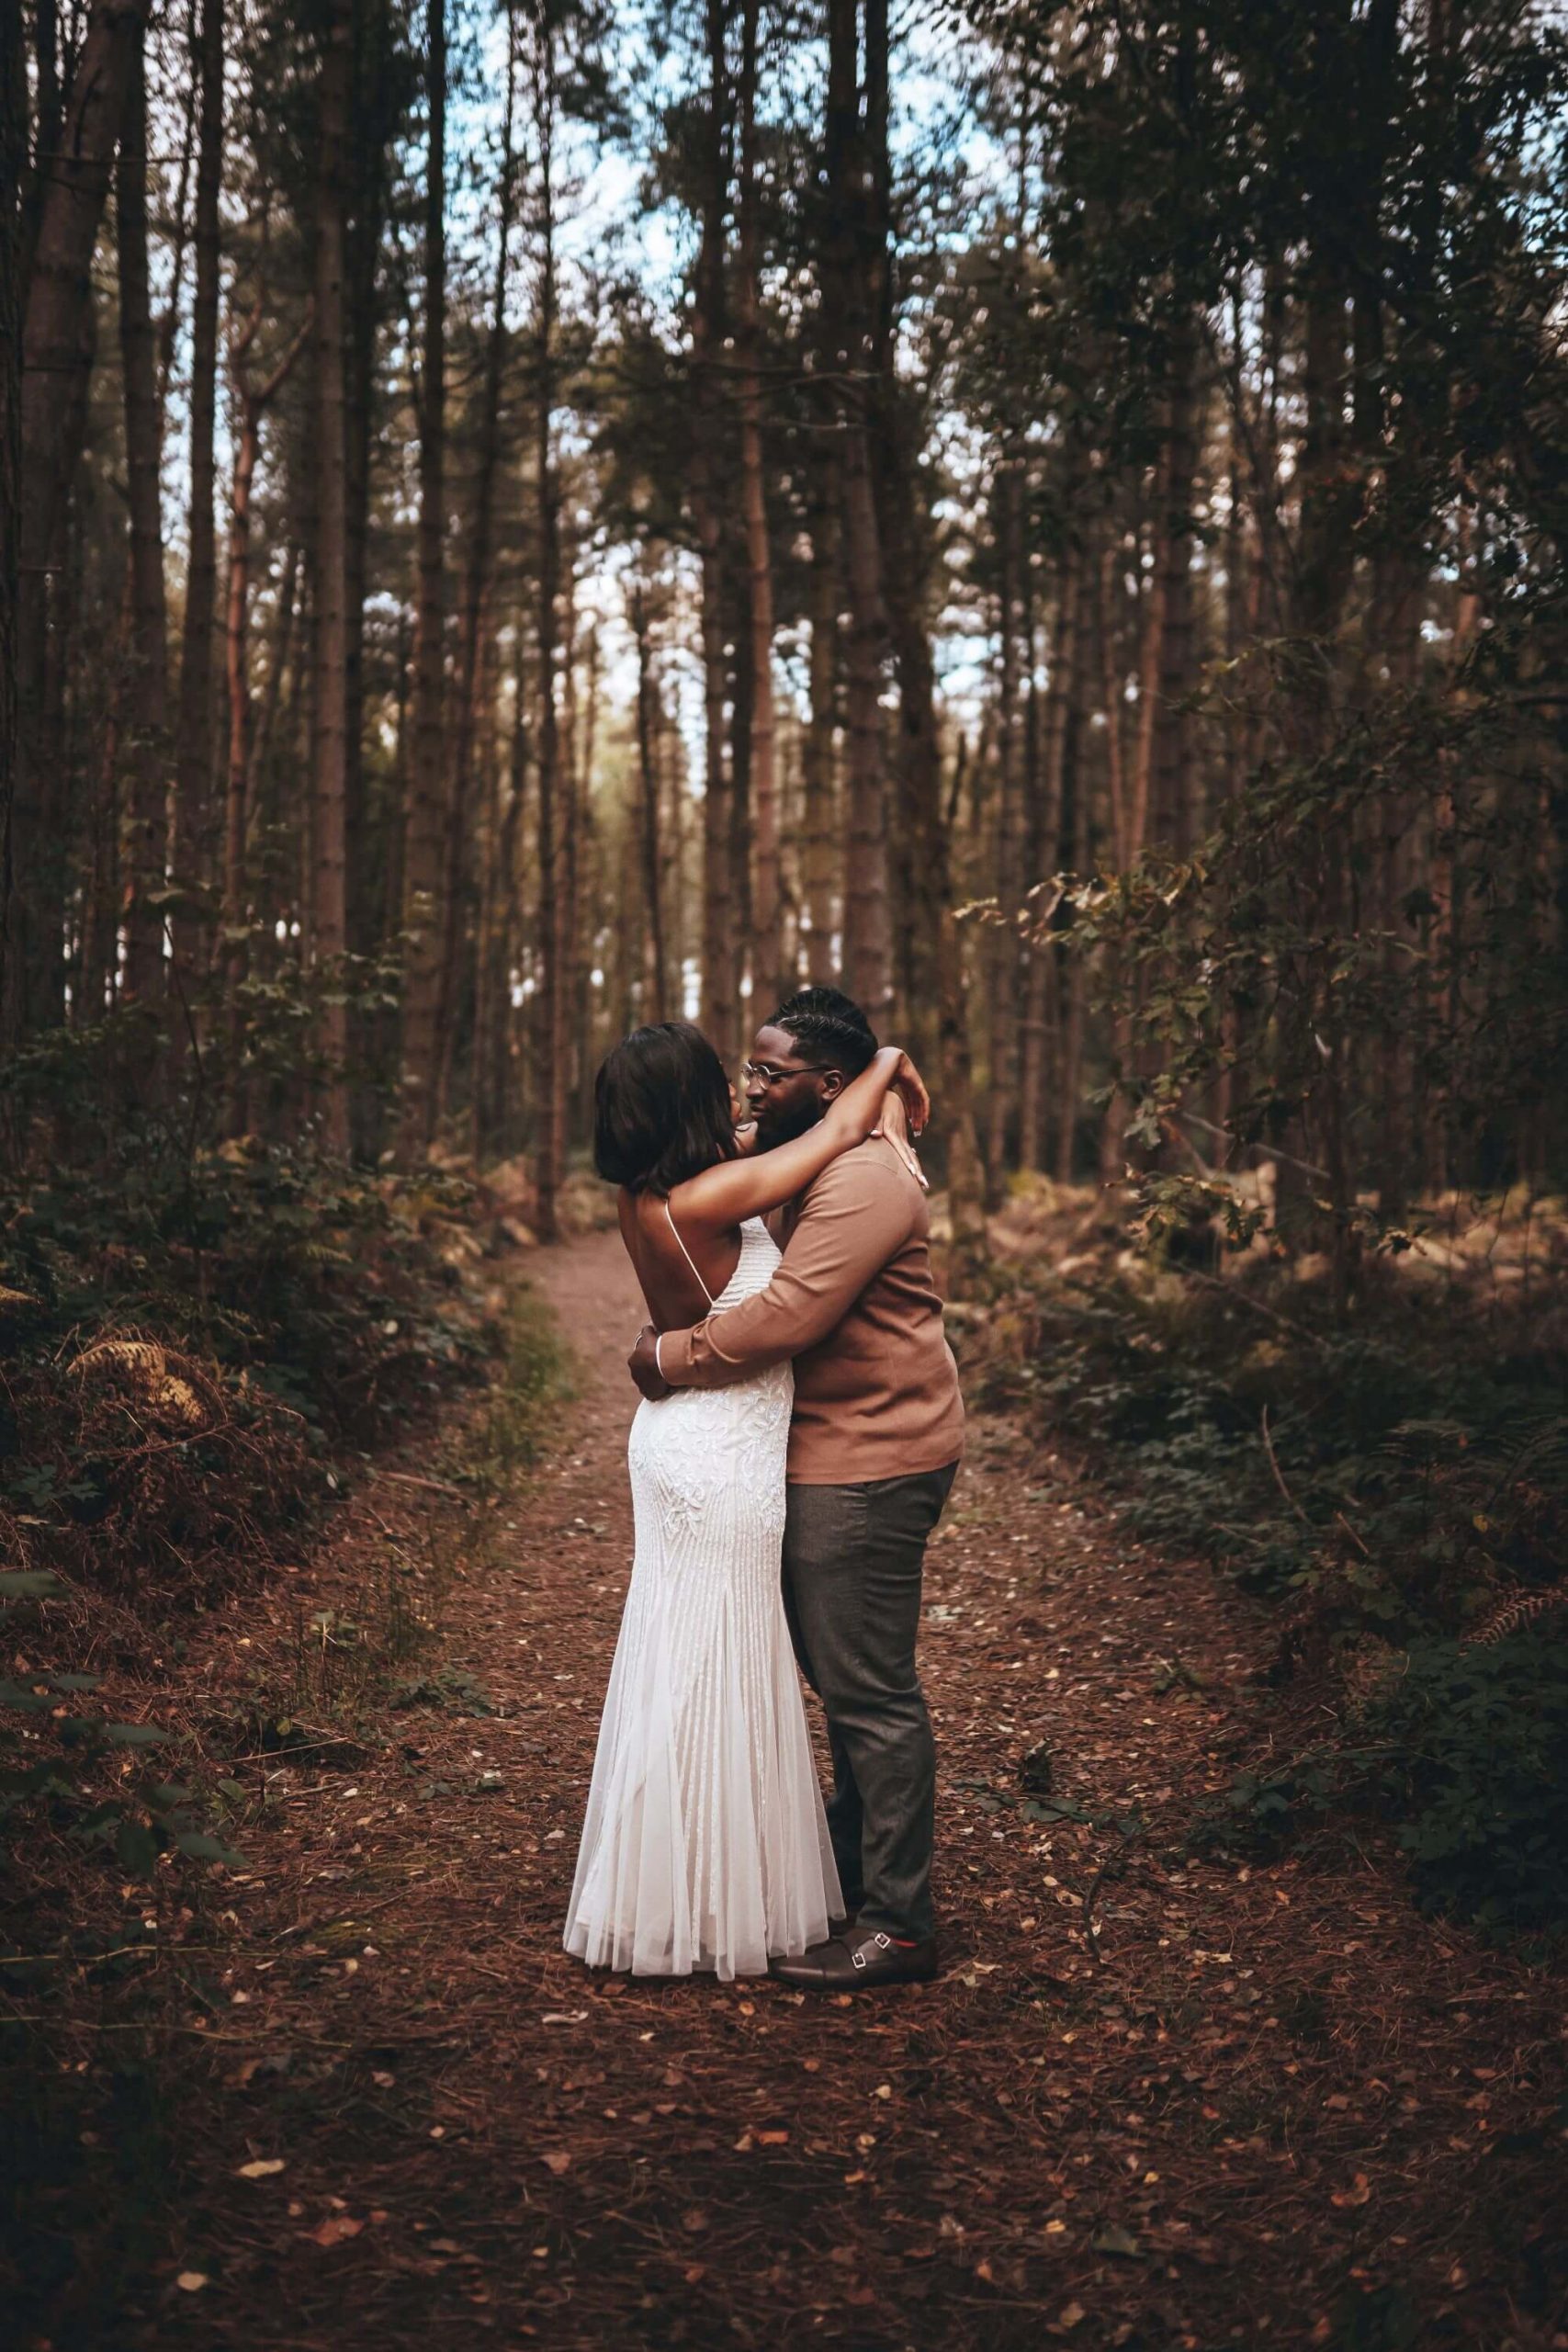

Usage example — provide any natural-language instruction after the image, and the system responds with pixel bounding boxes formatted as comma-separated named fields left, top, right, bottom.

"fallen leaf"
left=682, top=2208, right=708, bottom=2233
left=175, top=2272, right=209, bottom=2293
left=755, top=2129, right=789, bottom=2146
left=310, top=2216, right=364, bottom=2248
left=1059, top=2303, right=1087, bottom=2331
left=541, top=2152, right=572, bottom=2176
left=236, top=2158, right=285, bottom=2180
left=1092, top=2225, right=1141, bottom=2259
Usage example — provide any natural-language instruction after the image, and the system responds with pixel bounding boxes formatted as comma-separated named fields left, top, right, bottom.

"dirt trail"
left=38, top=1230, right=1562, bottom=2351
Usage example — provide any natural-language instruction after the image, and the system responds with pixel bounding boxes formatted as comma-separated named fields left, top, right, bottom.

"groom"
left=629, top=986, right=964, bottom=1989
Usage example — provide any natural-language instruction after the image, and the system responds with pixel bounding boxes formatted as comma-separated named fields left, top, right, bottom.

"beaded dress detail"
left=563, top=1216, right=840, bottom=1978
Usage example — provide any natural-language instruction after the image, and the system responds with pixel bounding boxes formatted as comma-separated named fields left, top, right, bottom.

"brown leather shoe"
left=771, top=1928, right=939, bottom=1990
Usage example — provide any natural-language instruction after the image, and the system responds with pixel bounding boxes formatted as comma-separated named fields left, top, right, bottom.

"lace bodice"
left=708, top=1215, right=785, bottom=1312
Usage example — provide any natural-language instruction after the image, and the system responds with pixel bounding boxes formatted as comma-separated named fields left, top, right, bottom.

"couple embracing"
left=562, top=986, right=964, bottom=1992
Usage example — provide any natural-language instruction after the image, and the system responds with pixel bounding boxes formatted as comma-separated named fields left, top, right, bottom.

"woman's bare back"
left=617, top=1191, right=743, bottom=1330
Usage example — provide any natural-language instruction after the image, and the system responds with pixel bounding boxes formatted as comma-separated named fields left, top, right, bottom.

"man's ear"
left=818, top=1069, right=846, bottom=1102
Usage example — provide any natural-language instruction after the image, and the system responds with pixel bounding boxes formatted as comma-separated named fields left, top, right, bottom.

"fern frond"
left=1464, top=1588, right=1568, bottom=1647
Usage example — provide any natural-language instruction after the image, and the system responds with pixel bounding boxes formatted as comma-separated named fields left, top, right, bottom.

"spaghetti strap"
left=664, top=1199, right=715, bottom=1306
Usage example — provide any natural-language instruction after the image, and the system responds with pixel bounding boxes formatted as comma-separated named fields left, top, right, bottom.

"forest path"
left=104, top=1228, right=1559, bottom=2352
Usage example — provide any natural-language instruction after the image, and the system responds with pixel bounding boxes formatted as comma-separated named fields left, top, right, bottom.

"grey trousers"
left=781, top=1463, right=957, bottom=1942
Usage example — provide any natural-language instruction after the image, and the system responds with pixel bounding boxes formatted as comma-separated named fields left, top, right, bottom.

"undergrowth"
left=970, top=1206, right=1568, bottom=1939
left=0, top=1089, right=505, bottom=1917
left=0, top=1126, right=492, bottom=1599
left=473, top=1281, right=578, bottom=1487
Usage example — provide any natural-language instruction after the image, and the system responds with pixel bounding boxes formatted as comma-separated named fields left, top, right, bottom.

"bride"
left=562, top=1019, right=925, bottom=1980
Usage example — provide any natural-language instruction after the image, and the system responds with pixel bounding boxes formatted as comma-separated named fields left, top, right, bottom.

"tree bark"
left=802, top=442, right=840, bottom=984
left=10, top=0, right=150, bottom=1046
left=155, top=0, right=200, bottom=419
left=532, top=5, right=567, bottom=1238
left=875, top=392, right=988, bottom=1284
left=0, top=0, right=25, bottom=1030
left=692, top=0, right=736, bottom=1065
left=397, top=0, right=448, bottom=1162
left=631, top=578, right=670, bottom=1017
left=735, top=0, right=781, bottom=1005
left=172, top=0, right=224, bottom=983
left=1019, top=552, right=1080, bottom=1172
left=825, top=0, right=891, bottom=1015
left=310, top=0, right=353, bottom=1153
left=116, top=23, right=169, bottom=1015
left=222, top=303, right=308, bottom=1122
left=985, top=462, right=1024, bottom=1198
left=1151, top=325, right=1201, bottom=854
left=435, top=6, right=518, bottom=1131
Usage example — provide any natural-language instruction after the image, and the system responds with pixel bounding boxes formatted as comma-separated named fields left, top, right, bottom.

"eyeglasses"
left=742, top=1058, right=830, bottom=1088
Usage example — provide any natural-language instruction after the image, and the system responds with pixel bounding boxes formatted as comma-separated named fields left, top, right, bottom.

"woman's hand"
left=890, top=1050, right=930, bottom=1137
left=874, top=1086, right=930, bottom=1190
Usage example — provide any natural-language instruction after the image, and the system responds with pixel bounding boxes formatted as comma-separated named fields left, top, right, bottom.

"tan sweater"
left=658, top=1135, right=964, bottom=1484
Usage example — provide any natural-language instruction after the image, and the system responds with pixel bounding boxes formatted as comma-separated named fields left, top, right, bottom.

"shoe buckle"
left=874, top=1933, right=890, bottom=1949
left=852, top=1946, right=867, bottom=1969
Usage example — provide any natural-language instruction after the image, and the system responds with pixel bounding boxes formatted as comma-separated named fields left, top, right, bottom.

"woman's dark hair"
left=769, top=985, right=878, bottom=1077
left=593, top=1021, right=740, bottom=1195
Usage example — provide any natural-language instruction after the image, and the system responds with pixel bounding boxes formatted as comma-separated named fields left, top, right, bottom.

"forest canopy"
left=4, top=0, right=1564, bottom=1261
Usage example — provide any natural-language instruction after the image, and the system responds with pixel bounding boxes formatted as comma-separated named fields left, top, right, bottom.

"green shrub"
left=1362, top=1629, right=1568, bottom=1941
left=474, top=1283, right=577, bottom=1484
left=989, top=1245, right=1568, bottom=1934
left=0, top=1121, right=494, bottom=1589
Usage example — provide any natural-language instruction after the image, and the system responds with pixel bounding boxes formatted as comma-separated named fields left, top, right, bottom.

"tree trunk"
left=435, top=8, right=517, bottom=1136
left=1151, top=325, right=1201, bottom=854
left=10, top=0, right=149, bottom=1046
left=397, top=0, right=448, bottom=1162
left=116, top=24, right=169, bottom=1016
left=826, top=0, right=891, bottom=1016
left=223, top=307, right=308, bottom=1125
left=532, top=6, right=567, bottom=1239
left=875, top=396, right=988, bottom=1284
left=985, top=462, right=1024, bottom=1197
left=692, top=0, right=736, bottom=1066
left=155, top=0, right=200, bottom=417
left=0, top=0, right=20, bottom=1041
left=735, top=0, right=781, bottom=1006
left=631, top=579, right=669, bottom=1017
left=310, top=0, right=353, bottom=1153
left=726, top=549, right=753, bottom=1018
left=172, top=0, right=224, bottom=983
left=803, top=442, right=840, bottom=984
left=343, top=0, right=389, bottom=1011
left=1020, top=552, right=1080, bottom=1172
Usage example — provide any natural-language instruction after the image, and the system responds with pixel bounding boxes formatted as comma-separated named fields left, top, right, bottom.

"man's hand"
left=629, top=1324, right=673, bottom=1401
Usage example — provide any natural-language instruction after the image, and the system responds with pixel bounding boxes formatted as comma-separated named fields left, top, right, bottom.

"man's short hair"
left=769, top=986, right=878, bottom=1077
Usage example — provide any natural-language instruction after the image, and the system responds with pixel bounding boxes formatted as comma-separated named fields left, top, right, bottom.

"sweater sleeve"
left=658, top=1155, right=914, bottom=1389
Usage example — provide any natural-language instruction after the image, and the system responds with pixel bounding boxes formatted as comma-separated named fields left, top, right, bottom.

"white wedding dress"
left=563, top=1214, right=841, bottom=1979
